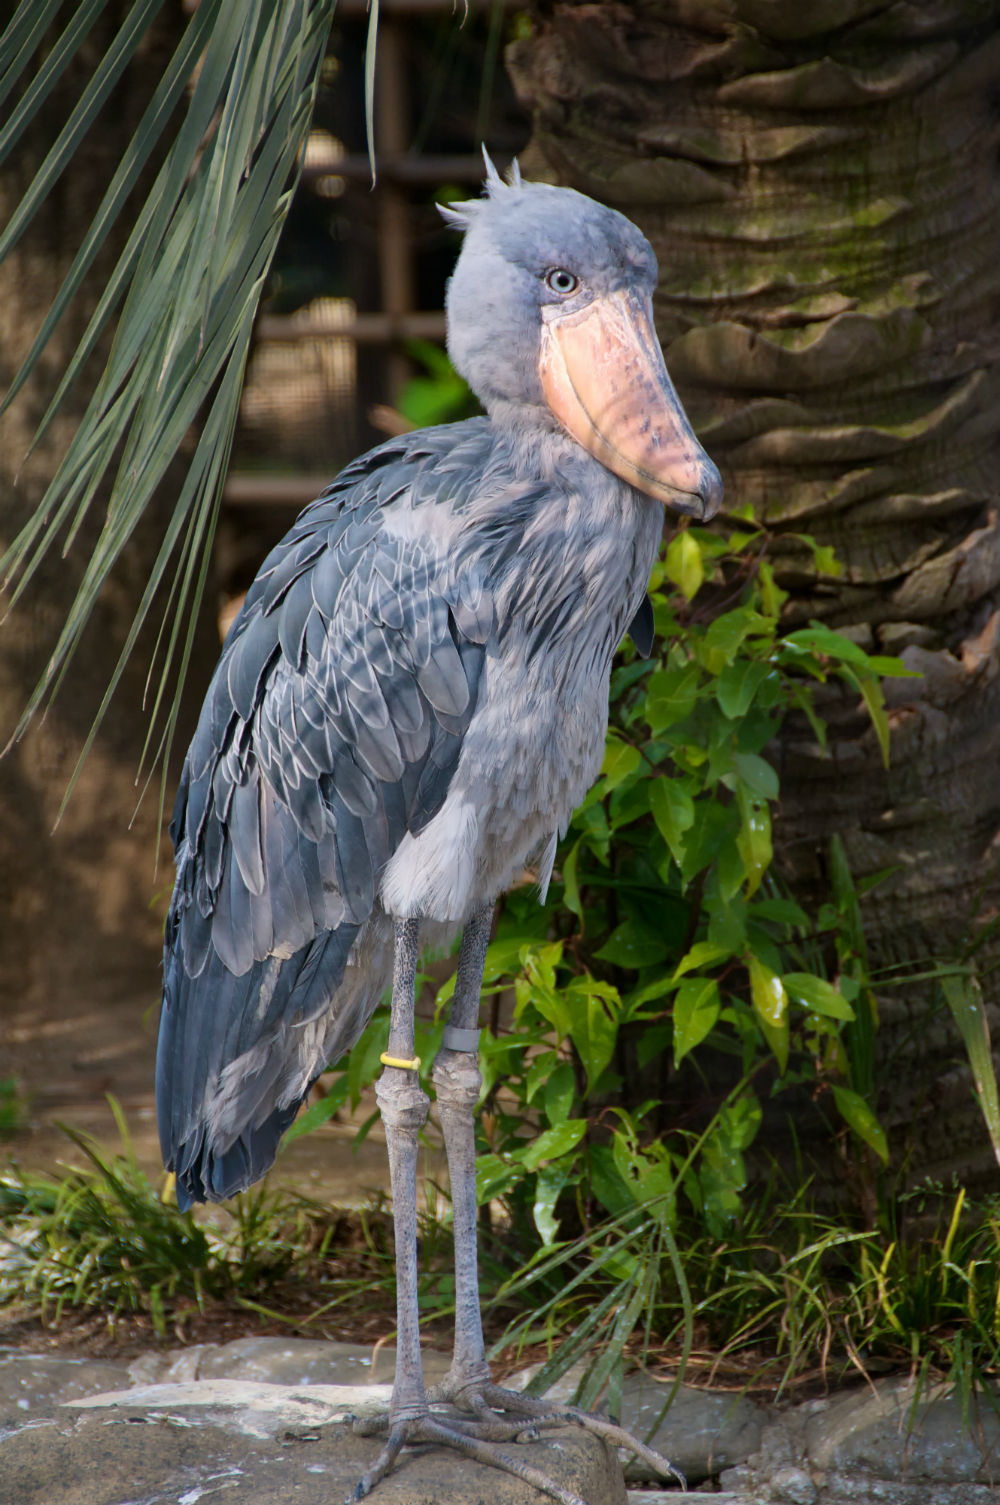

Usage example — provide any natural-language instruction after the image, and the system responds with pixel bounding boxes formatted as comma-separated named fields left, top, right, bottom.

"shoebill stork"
left=157, top=157, right=722, bottom=1504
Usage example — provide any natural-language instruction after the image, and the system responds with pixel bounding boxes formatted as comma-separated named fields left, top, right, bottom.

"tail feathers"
left=171, top=1101, right=302, bottom=1209
left=157, top=920, right=369, bottom=1207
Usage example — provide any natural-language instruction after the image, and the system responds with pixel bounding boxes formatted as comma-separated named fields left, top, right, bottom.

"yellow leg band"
left=380, top=1051, right=421, bottom=1071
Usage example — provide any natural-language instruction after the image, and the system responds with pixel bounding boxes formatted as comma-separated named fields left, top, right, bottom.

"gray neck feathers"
left=454, top=417, right=663, bottom=677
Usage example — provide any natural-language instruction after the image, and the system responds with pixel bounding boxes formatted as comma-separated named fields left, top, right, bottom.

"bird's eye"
left=545, top=268, right=579, bottom=296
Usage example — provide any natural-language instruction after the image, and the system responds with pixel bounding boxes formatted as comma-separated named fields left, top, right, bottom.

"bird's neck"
left=485, top=399, right=611, bottom=496
left=468, top=403, right=664, bottom=673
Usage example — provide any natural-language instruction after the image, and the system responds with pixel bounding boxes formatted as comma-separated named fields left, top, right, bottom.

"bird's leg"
left=349, top=914, right=590, bottom=1505
left=425, top=908, right=686, bottom=1493
left=351, top=918, right=430, bottom=1499
left=431, top=900, right=494, bottom=1401
left=376, top=916, right=430, bottom=1427
left=427, top=901, right=560, bottom=1420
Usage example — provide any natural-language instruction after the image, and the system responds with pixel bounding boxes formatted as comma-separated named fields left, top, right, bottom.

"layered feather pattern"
left=158, top=423, right=499, bottom=1206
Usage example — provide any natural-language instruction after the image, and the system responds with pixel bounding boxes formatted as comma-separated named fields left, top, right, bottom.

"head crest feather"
left=436, top=147, right=523, bottom=232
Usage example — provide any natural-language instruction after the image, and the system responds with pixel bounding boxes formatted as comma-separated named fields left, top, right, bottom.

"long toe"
left=432, top=1377, right=686, bottom=1489
left=418, top=1415, right=589, bottom=1505
left=346, top=1411, right=592, bottom=1505
left=561, top=1403, right=685, bottom=1487
left=348, top=1421, right=409, bottom=1501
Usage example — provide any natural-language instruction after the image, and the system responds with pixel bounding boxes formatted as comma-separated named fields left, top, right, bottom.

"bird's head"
left=441, top=155, right=723, bottom=521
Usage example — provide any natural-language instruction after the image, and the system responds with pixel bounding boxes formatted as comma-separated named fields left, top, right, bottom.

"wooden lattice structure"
left=226, top=0, right=525, bottom=518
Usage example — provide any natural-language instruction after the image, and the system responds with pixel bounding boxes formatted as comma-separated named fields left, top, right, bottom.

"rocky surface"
left=1, top=1401, right=623, bottom=1505
left=2, top=1337, right=1000, bottom=1503
left=721, top=1374, right=1000, bottom=1504
left=508, top=1355, right=764, bottom=1483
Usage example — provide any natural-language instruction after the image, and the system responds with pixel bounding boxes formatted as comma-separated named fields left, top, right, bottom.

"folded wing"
left=157, top=428, right=496, bottom=1205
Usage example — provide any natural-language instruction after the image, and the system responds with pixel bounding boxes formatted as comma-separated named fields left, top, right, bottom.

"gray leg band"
left=442, top=1025, right=481, bottom=1054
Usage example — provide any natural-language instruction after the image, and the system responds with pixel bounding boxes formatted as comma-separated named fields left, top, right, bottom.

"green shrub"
left=304, top=517, right=909, bottom=1255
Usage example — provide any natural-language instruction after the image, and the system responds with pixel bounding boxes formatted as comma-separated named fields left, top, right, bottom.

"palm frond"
left=0, top=0, right=337, bottom=815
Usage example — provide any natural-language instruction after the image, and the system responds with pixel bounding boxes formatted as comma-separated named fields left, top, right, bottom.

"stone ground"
left=2, top=1337, right=1000, bottom=1505
left=6, top=997, right=1000, bottom=1502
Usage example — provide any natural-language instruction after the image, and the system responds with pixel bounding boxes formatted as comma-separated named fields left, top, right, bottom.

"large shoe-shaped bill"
left=539, top=287, right=723, bottom=520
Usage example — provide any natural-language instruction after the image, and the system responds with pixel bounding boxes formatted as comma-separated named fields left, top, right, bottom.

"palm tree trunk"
left=509, top=1, right=1000, bottom=1188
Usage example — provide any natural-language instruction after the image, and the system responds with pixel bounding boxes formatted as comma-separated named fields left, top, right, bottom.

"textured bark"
left=509, top=1, right=1000, bottom=1188
left=0, top=3, right=213, bottom=1022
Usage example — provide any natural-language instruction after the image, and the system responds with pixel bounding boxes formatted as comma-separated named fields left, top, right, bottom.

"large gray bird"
left=157, top=157, right=722, bottom=1503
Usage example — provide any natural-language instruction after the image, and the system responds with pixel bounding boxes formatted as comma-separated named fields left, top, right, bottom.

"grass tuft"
left=3, top=1110, right=999, bottom=1413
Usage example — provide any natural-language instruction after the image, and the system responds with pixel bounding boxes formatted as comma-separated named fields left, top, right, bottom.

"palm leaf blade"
left=0, top=0, right=69, bottom=108
left=0, top=0, right=220, bottom=422
left=0, top=0, right=166, bottom=251
left=1, top=0, right=337, bottom=793
left=0, top=0, right=105, bottom=152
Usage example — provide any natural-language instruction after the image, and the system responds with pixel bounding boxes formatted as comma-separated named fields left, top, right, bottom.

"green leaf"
left=783, top=973, right=856, bottom=1021
left=525, top=1050, right=560, bottom=1105
left=748, top=955, right=788, bottom=1071
left=645, top=663, right=700, bottom=732
left=673, top=940, right=730, bottom=979
left=699, top=1124, right=748, bottom=1237
left=759, top=560, right=788, bottom=617
left=787, top=680, right=829, bottom=748
left=702, top=606, right=769, bottom=672
left=588, top=1144, right=637, bottom=1217
left=941, top=971, right=1000, bottom=1170
left=673, top=978, right=721, bottom=1066
left=664, top=530, right=704, bottom=599
left=732, top=752, right=779, bottom=800
left=722, top=1092, right=762, bottom=1152
left=476, top=1154, right=518, bottom=1204
left=533, top=1165, right=570, bottom=1245
left=708, top=893, right=747, bottom=954
left=842, top=665, right=892, bottom=768
left=716, top=659, right=772, bottom=719
left=750, top=897, right=810, bottom=927
left=831, top=1086, right=888, bottom=1164
left=281, top=1080, right=350, bottom=1145
left=648, top=778, right=695, bottom=864
left=515, top=1119, right=587, bottom=1173
left=635, top=1021, right=672, bottom=1068
left=864, top=655, right=916, bottom=678
left=717, top=839, right=746, bottom=902
left=736, top=782, right=772, bottom=898
left=809, top=543, right=841, bottom=576
left=483, top=936, right=533, bottom=983
left=594, top=920, right=670, bottom=971
left=560, top=838, right=583, bottom=920
left=543, top=1063, right=577, bottom=1126
left=572, top=801, right=611, bottom=863
left=564, top=984, right=619, bottom=1093
left=782, top=624, right=873, bottom=666
left=600, top=737, right=641, bottom=789
left=636, top=1155, right=675, bottom=1207
left=678, top=799, right=737, bottom=882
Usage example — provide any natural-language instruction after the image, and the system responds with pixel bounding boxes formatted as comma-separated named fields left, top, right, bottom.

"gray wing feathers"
left=160, top=423, right=499, bottom=1204
left=202, top=504, right=493, bottom=975
left=627, top=594, right=655, bottom=658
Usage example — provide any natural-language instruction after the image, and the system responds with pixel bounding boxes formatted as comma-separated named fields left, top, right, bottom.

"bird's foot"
left=427, top=1372, right=686, bottom=1489
left=345, top=1408, right=588, bottom=1505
